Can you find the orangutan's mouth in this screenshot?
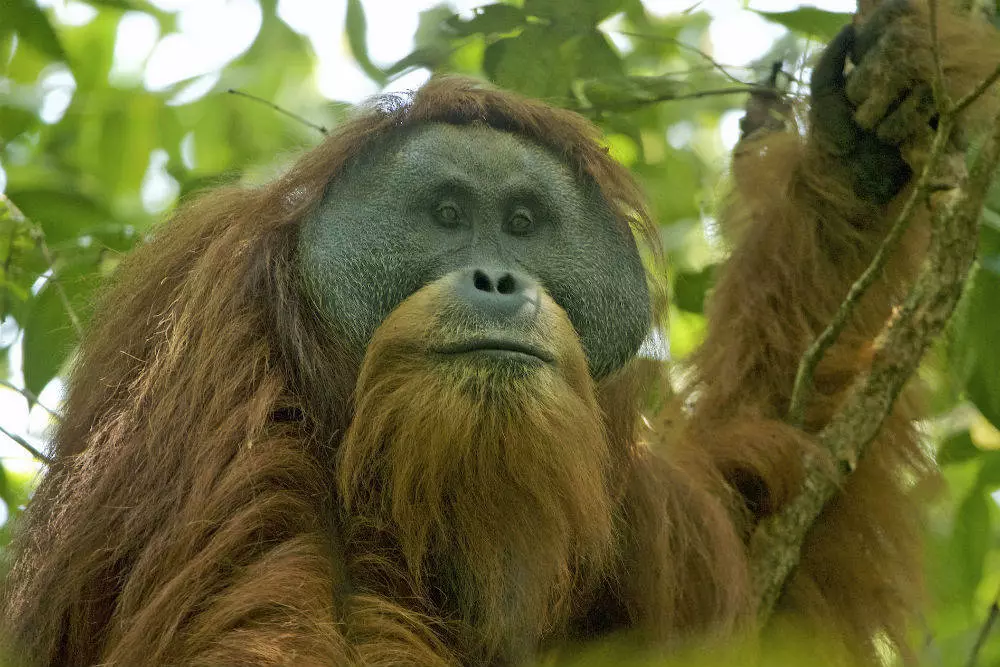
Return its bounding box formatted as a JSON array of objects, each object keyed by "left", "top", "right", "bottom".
[{"left": 435, "top": 338, "right": 554, "bottom": 364}]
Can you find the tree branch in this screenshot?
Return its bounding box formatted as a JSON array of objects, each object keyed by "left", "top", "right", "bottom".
[
  {"left": 575, "top": 85, "right": 786, "bottom": 114},
  {"left": 753, "top": 64, "right": 1000, "bottom": 620},
  {"left": 928, "top": 0, "right": 952, "bottom": 110},
  {"left": 611, "top": 30, "right": 753, "bottom": 87},
  {"left": 0, "top": 424, "right": 52, "bottom": 465},
  {"left": 226, "top": 89, "right": 329, "bottom": 135},
  {"left": 786, "top": 118, "right": 953, "bottom": 427},
  {"left": 0, "top": 379, "right": 63, "bottom": 420},
  {"left": 953, "top": 61, "right": 1000, "bottom": 117}
]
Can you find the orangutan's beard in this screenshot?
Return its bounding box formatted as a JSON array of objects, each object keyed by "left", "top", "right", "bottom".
[{"left": 338, "top": 350, "right": 616, "bottom": 657}]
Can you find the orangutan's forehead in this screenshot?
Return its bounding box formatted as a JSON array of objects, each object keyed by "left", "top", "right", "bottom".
[{"left": 389, "top": 123, "right": 578, "bottom": 187}]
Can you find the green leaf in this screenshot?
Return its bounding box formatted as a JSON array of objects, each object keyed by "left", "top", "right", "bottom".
[
  {"left": 524, "top": 0, "right": 628, "bottom": 30},
  {"left": 603, "top": 132, "right": 639, "bottom": 166},
  {"left": 982, "top": 205, "right": 1000, "bottom": 234},
  {"left": 639, "top": 157, "right": 701, "bottom": 223},
  {"left": 978, "top": 453, "right": 1000, "bottom": 487},
  {"left": 60, "top": 11, "right": 118, "bottom": 91},
  {"left": 386, "top": 5, "right": 465, "bottom": 79},
  {"left": 754, "top": 8, "right": 851, "bottom": 41},
  {"left": 21, "top": 256, "right": 101, "bottom": 397},
  {"left": 22, "top": 280, "right": 74, "bottom": 397},
  {"left": 0, "top": 464, "right": 38, "bottom": 549},
  {"left": 5, "top": 0, "right": 67, "bottom": 62},
  {"left": 385, "top": 46, "right": 451, "bottom": 78},
  {"left": 4, "top": 188, "right": 113, "bottom": 246},
  {"left": 0, "top": 198, "right": 47, "bottom": 324},
  {"left": 951, "top": 263, "right": 1000, "bottom": 428},
  {"left": 950, "top": 488, "right": 991, "bottom": 603},
  {"left": 484, "top": 26, "right": 573, "bottom": 98},
  {"left": 486, "top": 25, "right": 621, "bottom": 100},
  {"left": 937, "top": 431, "right": 980, "bottom": 467},
  {"left": 0, "top": 465, "right": 8, "bottom": 509},
  {"left": 673, "top": 266, "right": 715, "bottom": 313},
  {"left": 413, "top": 5, "right": 456, "bottom": 49},
  {"left": 445, "top": 5, "right": 525, "bottom": 37},
  {"left": 983, "top": 215, "right": 1000, "bottom": 255},
  {"left": 571, "top": 29, "right": 623, "bottom": 79},
  {"left": 85, "top": 0, "right": 141, "bottom": 9},
  {"left": 345, "top": 0, "right": 387, "bottom": 85},
  {"left": 64, "top": 89, "right": 171, "bottom": 199},
  {"left": 0, "top": 105, "right": 38, "bottom": 143}
]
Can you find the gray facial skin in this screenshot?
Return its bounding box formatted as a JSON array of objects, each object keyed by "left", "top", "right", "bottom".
[{"left": 298, "top": 122, "right": 650, "bottom": 379}]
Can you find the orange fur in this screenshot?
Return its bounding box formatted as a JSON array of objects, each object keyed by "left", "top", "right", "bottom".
[
  {"left": 1, "top": 78, "right": 731, "bottom": 666},
  {"left": 687, "top": 5, "right": 1000, "bottom": 662},
  {"left": 339, "top": 280, "right": 614, "bottom": 661},
  {"left": 2, "top": 4, "right": 998, "bottom": 664}
]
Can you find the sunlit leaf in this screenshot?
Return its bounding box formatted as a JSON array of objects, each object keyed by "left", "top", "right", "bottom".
[
  {"left": 0, "top": 198, "right": 47, "bottom": 324},
  {"left": 572, "top": 29, "right": 623, "bottom": 79},
  {"left": 85, "top": 0, "right": 142, "bottom": 9},
  {"left": 378, "top": 4, "right": 457, "bottom": 77},
  {"left": 524, "top": 0, "right": 629, "bottom": 30},
  {"left": 5, "top": 188, "right": 113, "bottom": 246},
  {"left": 385, "top": 46, "right": 451, "bottom": 78},
  {"left": 5, "top": 0, "right": 66, "bottom": 63},
  {"left": 445, "top": 5, "right": 525, "bottom": 37},
  {"left": 61, "top": 89, "right": 175, "bottom": 200},
  {"left": 21, "top": 256, "right": 101, "bottom": 397},
  {"left": 22, "top": 281, "right": 73, "bottom": 398},
  {"left": 952, "top": 262, "right": 1000, "bottom": 429},
  {"left": 604, "top": 132, "right": 639, "bottom": 166},
  {"left": 346, "top": 0, "right": 387, "bottom": 85},
  {"left": 60, "top": 11, "right": 118, "bottom": 90},
  {"left": 0, "top": 105, "right": 38, "bottom": 143},
  {"left": 754, "top": 8, "right": 851, "bottom": 41},
  {"left": 668, "top": 306, "right": 706, "bottom": 359},
  {"left": 485, "top": 26, "right": 573, "bottom": 99},
  {"left": 0, "top": 464, "right": 39, "bottom": 549},
  {"left": 486, "top": 25, "right": 623, "bottom": 100}
]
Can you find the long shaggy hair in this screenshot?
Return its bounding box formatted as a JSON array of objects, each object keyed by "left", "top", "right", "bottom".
[
  {"left": 339, "top": 281, "right": 614, "bottom": 659},
  {"left": 0, "top": 77, "right": 681, "bottom": 666},
  {"left": 3, "top": 5, "right": 998, "bottom": 662}
]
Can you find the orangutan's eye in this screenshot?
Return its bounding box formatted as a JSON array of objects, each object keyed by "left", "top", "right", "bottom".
[
  {"left": 435, "top": 201, "right": 461, "bottom": 227},
  {"left": 507, "top": 208, "right": 535, "bottom": 235}
]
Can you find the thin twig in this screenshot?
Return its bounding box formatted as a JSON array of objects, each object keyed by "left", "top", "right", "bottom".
[
  {"left": 966, "top": 585, "right": 1000, "bottom": 667},
  {"left": 613, "top": 31, "right": 750, "bottom": 86},
  {"left": 786, "top": 0, "right": 996, "bottom": 426},
  {"left": 226, "top": 89, "right": 329, "bottom": 135},
  {"left": 786, "top": 117, "right": 954, "bottom": 427},
  {"left": 644, "top": 85, "right": 774, "bottom": 100},
  {"left": 0, "top": 424, "right": 52, "bottom": 465},
  {"left": 952, "top": 61, "right": 1000, "bottom": 117},
  {"left": 0, "top": 379, "right": 62, "bottom": 420},
  {"left": 928, "top": 0, "right": 952, "bottom": 111},
  {"left": 576, "top": 85, "right": 779, "bottom": 113}
]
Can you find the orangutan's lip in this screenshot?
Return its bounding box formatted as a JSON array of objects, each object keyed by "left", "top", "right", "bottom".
[{"left": 435, "top": 339, "right": 554, "bottom": 363}]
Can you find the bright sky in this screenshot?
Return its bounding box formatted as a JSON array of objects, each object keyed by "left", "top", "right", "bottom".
[{"left": 0, "top": 0, "right": 856, "bottom": 488}]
